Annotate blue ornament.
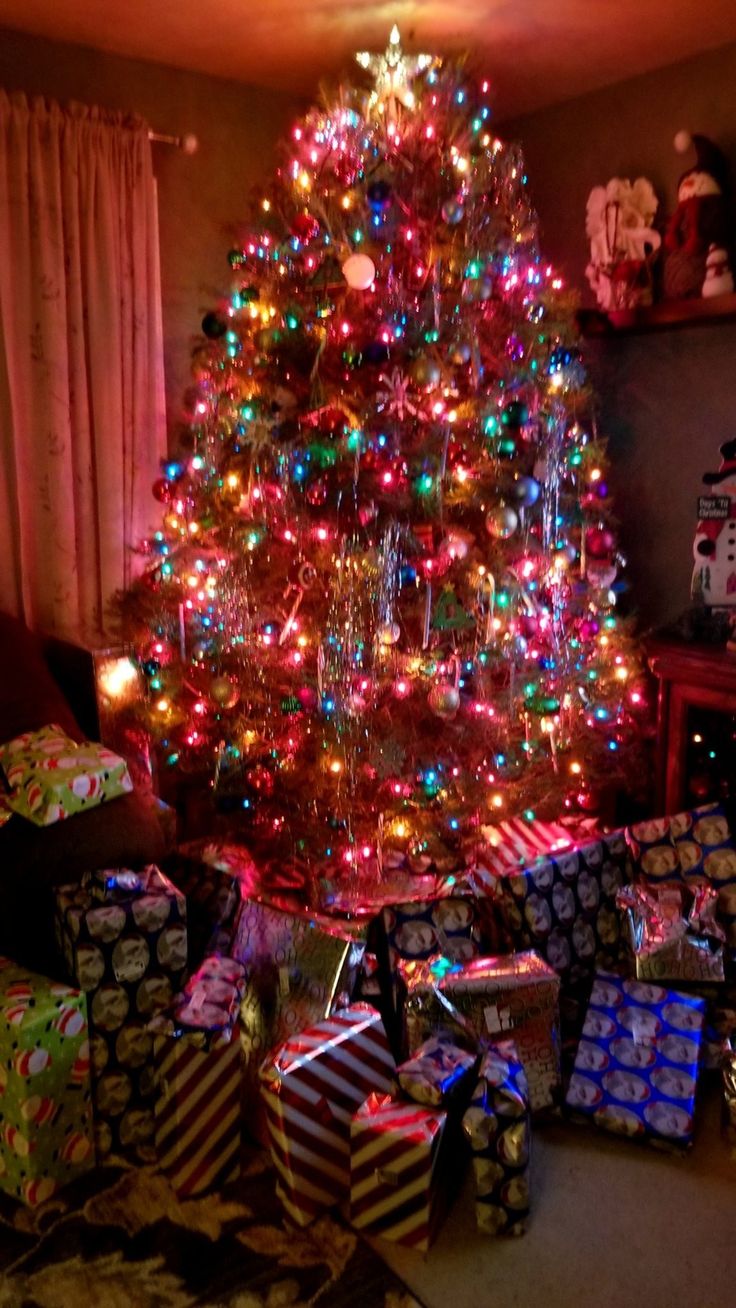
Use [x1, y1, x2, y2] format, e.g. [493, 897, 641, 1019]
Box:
[512, 475, 541, 507]
[441, 197, 465, 225]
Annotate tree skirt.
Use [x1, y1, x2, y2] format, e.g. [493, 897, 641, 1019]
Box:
[0, 1152, 423, 1308]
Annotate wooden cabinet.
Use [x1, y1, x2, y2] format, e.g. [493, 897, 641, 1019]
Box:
[646, 636, 736, 812]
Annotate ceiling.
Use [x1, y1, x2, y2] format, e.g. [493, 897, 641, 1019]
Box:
[1, 0, 736, 118]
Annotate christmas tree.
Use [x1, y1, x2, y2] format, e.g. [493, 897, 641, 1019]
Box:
[118, 30, 645, 897]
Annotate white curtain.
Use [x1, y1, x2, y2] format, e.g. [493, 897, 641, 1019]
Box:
[0, 92, 166, 635]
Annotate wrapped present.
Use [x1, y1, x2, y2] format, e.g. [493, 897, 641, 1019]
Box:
[54, 866, 187, 1159]
[565, 973, 706, 1149]
[166, 840, 259, 960]
[151, 955, 247, 1196]
[467, 824, 632, 983]
[349, 1093, 449, 1251]
[627, 804, 736, 947]
[382, 897, 485, 970]
[0, 724, 133, 826]
[260, 1004, 394, 1226]
[234, 894, 365, 1143]
[399, 951, 561, 1114]
[462, 1040, 531, 1235]
[397, 1037, 478, 1107]
[617, 883, 725, 984]
[0, 956, 95, 1205]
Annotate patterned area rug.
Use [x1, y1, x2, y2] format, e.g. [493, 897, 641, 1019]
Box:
[0, 1152, 424, 1308]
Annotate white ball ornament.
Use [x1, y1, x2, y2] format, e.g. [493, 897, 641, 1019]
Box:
[342, 253, 376, 290]
[485, 505, 519, 539]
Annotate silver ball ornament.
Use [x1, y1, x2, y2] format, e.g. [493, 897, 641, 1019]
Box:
[342, 253, 376, 290]
[485, 505, 519, 539]
[410, 354, 442, 390]
[428, 682, 460, 719]
[378, 621, 401, 646]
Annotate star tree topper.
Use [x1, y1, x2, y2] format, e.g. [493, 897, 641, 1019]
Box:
[356, 25, 438, 118]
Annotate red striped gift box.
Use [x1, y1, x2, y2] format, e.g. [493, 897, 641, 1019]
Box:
[154, 1033, 242, 1196]
[259, 1004, 394, 1226]
[469, 818, 574, 892]
[350, 1093, 447, 1251]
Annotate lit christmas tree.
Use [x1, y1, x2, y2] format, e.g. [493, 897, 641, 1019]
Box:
[118, 30, 646, 896]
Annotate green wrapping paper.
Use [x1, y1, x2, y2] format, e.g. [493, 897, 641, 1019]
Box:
[0, 724, 132, 826]
[0, 957, 95, 1205]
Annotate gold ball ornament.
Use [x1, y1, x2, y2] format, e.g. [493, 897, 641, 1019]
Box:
[209, 676, 240, 709]
[428, 682, 460, 719]
[342, 253, 376, 290]
[485, 505, 519, 539]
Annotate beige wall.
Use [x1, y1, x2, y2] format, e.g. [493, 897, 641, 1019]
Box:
[502, 42, 736, 630]
[0, 25, 301, 443]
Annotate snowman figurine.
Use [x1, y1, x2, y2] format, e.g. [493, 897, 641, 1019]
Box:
[692, 438, 736, 605]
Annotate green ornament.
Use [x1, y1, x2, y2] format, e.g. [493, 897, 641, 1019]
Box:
[281, 695, 302, 715]
[433, 586, 475, 632]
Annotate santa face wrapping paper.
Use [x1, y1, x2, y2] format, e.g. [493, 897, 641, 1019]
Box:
[54, 866, 187, 1159]
[382, 897, 484, 970]
[151, 955, 247, 1196]
[0, 724, 133, 826]
[399, 951, 561, 1114]
[462, 1040, 531, 1235]
[467, 826, 632, 984]
[259, 1004, 394, 1227]
[350, 1093, 448, 1251]
[565, 974, 706, 1148]
[0, 956, 95, 1206]
[627, 805, 736, 946]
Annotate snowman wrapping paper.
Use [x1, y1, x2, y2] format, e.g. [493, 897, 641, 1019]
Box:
[0, 956, 95, 1206]
[565, 974, 705, 1149]
[0, 724, 132, 826]
[54, 866, 187, 1160]
[692, 437, 736, 606]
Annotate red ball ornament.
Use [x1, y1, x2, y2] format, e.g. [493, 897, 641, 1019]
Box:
[152, 478, 172, 503]
[292, 211, 320, 243]
[306, 477, 328, 507]
[246, 764, 275, 796]
[586, 527, 615, 559]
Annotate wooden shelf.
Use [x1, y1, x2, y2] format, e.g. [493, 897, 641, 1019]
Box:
[578, 292, 736, 337]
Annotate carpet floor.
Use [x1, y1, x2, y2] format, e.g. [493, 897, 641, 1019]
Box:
[0, 1151, 424, 1308]
[373, 1079, 735, 1308]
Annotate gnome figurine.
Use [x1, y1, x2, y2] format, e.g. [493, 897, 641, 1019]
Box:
[692, 438, 736, 606]
[663, 131, 733, 299]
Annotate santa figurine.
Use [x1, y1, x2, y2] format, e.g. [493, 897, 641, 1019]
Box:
[692, 438, 736, 606]
[663, 131, 733, 299]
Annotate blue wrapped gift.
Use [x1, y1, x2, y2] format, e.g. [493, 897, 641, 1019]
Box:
[566, 973, 706, 1148]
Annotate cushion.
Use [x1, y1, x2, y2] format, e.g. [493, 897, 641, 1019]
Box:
[0, 612, 82, 743]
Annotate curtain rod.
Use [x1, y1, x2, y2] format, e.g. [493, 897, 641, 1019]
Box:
[148, 130, 199, 154]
